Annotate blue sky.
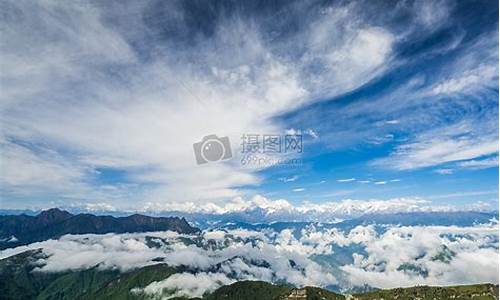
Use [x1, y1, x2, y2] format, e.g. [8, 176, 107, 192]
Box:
[0, 0, 498, 213]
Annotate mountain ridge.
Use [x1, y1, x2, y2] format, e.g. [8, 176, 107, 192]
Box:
[0, 208, 199, 249]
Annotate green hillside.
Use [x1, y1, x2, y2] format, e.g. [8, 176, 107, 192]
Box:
[87, 264, 178, 300]
[352, 283, 499, 300]
[36, 267, 121, 300]
[0, 249, 63, 300]
[0, 250, 179, 300]
[205, 281, 293, 300]
[203, 281, 347, 300]
[301, 286, 346, 300]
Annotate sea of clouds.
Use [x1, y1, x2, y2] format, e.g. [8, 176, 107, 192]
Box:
[1, 223, 498, 299]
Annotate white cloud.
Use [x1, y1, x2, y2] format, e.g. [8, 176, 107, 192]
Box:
[279, 176, 299, 182]
[284, 128, 319, 139]
[432, 156, 498, 175]
[373, 121, 498, 170]
[337, 178, 356, 183]
[432, 65, 498, 95]
[456, 156, 499, 170]
[0, 140, 87, 193]
[304, 129, 319, 139]
[426, 190, 498, 200]
[412, 0, 451, 28]
[434, 169, 454, 175]
[322, 27, 394, 93]
[138, 272, 234, 299]
[74, 202, 118, 212]
[0, 231, 181, 272]
[292, 188, 305, 192]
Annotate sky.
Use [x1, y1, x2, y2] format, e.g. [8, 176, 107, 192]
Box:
[0, 0, 498, 213]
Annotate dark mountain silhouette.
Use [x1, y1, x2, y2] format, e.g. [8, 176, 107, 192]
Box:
[0, 208, 199, 249]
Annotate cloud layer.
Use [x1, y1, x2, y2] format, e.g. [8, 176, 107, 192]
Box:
[1, 220, 497, 298]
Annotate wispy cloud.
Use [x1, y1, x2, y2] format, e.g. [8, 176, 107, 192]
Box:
[138, 272, 234, 299]
[279, 175, 299, 182]
[373, 121, 498, 170]
[337, 178, 356, 183]
[434, 169, 454, 175]
[433, 156, 498, 175]
[426, 190, 498, 200]
[456, 156, 499, 170]
[431, 64, 498, 96]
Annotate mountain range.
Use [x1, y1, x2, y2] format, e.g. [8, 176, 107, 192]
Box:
[2, 207, 496, 230]
[0, 208, 199, 249]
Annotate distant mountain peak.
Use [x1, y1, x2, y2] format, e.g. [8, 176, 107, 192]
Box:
[36, 208, 73, 223]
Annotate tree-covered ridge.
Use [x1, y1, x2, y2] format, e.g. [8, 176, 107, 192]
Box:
[351, 284, 499, 300]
